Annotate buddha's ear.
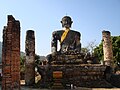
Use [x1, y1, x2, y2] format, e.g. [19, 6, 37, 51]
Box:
[71, 21, 73, 24]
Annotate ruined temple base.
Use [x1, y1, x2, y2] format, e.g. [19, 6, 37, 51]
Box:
[37, 64, 116, 89]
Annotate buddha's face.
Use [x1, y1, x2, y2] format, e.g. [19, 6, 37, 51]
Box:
[61, 16, 73, 28]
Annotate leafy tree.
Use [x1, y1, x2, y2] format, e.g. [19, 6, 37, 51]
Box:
[81, 40, 97, 56]
[94, 41, 103, 62]
[94, 36, 120, 64]
[81, 47, 89, 54]
[20, 56, 25, 65]
[20, 53, 41, 66]
[111, 36, 120, 63]
[20, 53, 41, 72]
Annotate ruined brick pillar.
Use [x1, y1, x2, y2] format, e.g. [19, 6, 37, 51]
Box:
[25, 30, 35, 85]
[102, 30, 113, 66]
[2, 15, 20, 90]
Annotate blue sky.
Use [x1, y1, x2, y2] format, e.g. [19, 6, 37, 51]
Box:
[0, 0, 120, 56]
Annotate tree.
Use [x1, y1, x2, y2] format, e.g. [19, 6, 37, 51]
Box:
[35, 54, 41, 65]
[87, 40, 97, 54]
[81, 47, 89, 54]
[20, 53, 41, 79]
[94, 36, 120, 64]
[112, 36, 120, 64]
[94, 41, 104, 62]
[81, 40, 97, 55]
[81, 40, 101, 64]
[20, 53, 41, 66]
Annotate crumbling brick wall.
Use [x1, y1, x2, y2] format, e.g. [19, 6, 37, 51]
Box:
[2, 15, 20, 90]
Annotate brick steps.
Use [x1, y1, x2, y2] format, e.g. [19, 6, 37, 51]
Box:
[52, 79, 64, 89]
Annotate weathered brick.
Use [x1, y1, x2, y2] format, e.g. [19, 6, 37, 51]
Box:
[2, 15, 20, 90]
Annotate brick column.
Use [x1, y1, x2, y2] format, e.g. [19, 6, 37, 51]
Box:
[25, 30, 35, 85]
[2, 15, 20, 90]
[102, 30, 113, 66]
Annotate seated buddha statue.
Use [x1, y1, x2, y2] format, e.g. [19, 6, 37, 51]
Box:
[47, 16, 83, 64]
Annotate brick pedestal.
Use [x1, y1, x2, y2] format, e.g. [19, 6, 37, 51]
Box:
[2, 15, 20, 90]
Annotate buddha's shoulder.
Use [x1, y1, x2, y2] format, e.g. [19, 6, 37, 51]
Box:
[52, 29, 80, 35]
[70, 29, 79, 33]
[70, 30, 81, 35]
[52, 30, 64, 35]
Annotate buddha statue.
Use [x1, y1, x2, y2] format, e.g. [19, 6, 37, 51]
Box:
[51, 16, 81, 54]
[47, 16, 83, 64]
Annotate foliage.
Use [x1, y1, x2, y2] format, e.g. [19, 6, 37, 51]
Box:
[111, 36, 120, 63]
[20, 53, 41, 73]
[94, 36, 120, 64]
[81, 47, 89, 54]
[94, 41, 104, 61]
[20, 55, 25, 65]
[87, 40, 97, 54]
[20, 53, 41, 65]
[81, 40, 97, 56]
[35, 54, 41, 65]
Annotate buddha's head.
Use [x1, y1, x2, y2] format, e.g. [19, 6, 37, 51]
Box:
[61, 16, 73, 28]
